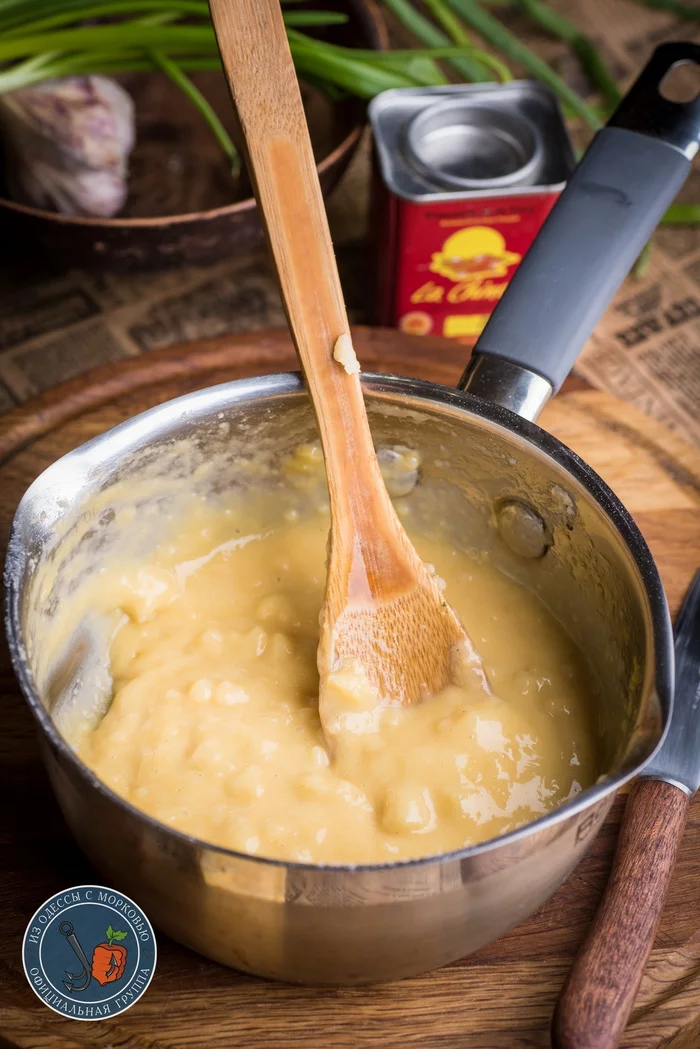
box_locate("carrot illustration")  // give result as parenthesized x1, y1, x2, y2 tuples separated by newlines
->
(91, 925, 128, 985)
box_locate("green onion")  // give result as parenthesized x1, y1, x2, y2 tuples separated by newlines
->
(391, 54, 450, 86)
(150, 49, 239, 174)
(329, 44, 449, 85)
(0, 2, 212, 36)
(442, 0, 603, 129)
(289, 29, 511, 81)
(382, 0, 455, 45)
(0, 51, 59, 92)
(415, 43, 510, 81)
(376, 2, 449, 85)
(0, 2, 209, 38)
(632, 241, 652, 278)
(381, 0, 494, 82)
(661, 203, 700, 225)
(512, 0, 621, 110)
(288, 28, 511, 90)
(425, 0, 513, 80)
(289, 33, 419, 96)
(424, 0, 471, 47)
(281, 11, 350, 25)
(631, 0, 700, 18)
(0, 25, 218, 64)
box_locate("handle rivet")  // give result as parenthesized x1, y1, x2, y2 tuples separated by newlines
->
(496, 499, 551, 559)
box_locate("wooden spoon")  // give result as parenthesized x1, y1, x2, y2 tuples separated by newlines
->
(208, 0, 489, 733)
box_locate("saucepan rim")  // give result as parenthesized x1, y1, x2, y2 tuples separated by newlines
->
(4, 370, 674, 875)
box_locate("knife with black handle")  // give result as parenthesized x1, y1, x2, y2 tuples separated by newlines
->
(552, 571, 700, 1049)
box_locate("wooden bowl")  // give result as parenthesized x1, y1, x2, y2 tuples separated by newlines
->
(0, 0, 386, 272)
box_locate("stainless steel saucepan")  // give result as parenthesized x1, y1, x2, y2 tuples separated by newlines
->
(5, 43, 700, 985)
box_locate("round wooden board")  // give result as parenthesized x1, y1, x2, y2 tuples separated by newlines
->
(1, 327, 699, 1049)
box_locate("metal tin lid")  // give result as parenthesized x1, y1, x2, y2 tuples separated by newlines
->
(405, 97, 544, 190)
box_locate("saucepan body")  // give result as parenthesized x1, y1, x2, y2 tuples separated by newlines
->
(5, 372, 671, 983)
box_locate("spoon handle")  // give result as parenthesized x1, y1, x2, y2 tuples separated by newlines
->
(208, 0, 381, 522)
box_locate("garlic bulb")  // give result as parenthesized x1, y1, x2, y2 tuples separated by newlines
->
(0, 76, 135, 218)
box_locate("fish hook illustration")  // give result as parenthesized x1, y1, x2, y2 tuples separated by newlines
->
(59, 921, 92, 992)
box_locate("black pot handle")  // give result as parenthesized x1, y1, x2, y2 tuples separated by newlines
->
(460, 42, 700, 420)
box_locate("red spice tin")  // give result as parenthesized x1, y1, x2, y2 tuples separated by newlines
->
(370, 83, 576, 346)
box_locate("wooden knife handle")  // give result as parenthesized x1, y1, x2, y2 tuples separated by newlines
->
(552, 778, 690, 1049)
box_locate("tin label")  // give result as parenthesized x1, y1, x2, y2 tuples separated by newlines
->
(389, 193, 560, 346)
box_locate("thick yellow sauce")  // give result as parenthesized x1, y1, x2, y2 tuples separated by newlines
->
(67, 445, 597, 865)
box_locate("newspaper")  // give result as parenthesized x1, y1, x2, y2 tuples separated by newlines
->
(0, 1, 697, 446)
(578, 249, 700, 447)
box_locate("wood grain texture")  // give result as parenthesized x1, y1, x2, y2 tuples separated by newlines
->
(1, 327, 700, 1048)
(208, 0, 479, 712)
(553, 780, 692, 1049)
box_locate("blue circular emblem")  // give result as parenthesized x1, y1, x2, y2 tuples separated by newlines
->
(22, 885, 157, 1021)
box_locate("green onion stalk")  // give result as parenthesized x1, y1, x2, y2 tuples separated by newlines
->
(511, 0, 621, 110)
(441, 0, 603, 128)
(381, 0, 495, 81)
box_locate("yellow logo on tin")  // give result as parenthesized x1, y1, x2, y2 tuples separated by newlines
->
(443, 314, 490, 339)
(430, 226, 521, 283)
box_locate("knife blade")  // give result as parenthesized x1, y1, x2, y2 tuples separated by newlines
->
(643, 569, 700, 794)
(553, 570, 700, 1049)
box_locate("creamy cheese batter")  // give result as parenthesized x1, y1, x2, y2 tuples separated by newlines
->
(66, 444, 597, 865)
